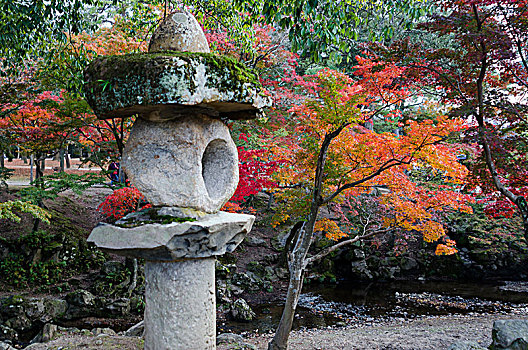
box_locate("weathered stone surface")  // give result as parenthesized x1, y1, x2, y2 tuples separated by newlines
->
(101, 261, 124, 276)
(230, 299, 256, 322)
(88, 211, 254, 261)
(148, 10, 210, 53)
(350, 260, 373, 280)
(124, 321, 144, 337)
(244, 235, 267, 247)
(144, 259, 215, 350)
(84, 52, 271, 121)
(216, 333, 244, 344)
(491, 319, 528, 349)
(123, 116, 238, 212)
(0, 341, 15, 350)
(103, 298, 130, 316)
(216, 332, 257, 349)
(66, 290, 95, 308)
(91, 328, 117, 336)
(30, 323, 58, 344)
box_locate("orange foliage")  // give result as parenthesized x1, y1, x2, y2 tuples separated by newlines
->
(270, 65, 473, 254)
(314, 218, 348, 241)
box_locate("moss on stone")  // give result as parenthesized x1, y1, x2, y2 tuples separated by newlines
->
(115, 208, 197, 228)
(83, 52, 267, 120)
(88, 52, 258, 86)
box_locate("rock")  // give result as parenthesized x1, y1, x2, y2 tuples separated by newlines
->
(0, 296, 25, 318)
(66, 290, 95, 307)
(400, 257, 418, 271)
(129, 295, 145, 314)
(499, 282, 528, 293)
(380, 266, 400, 280)
(0, 342, 15, 350)
(31, 323, 58, 344)
(230, 299, 256, 322)
(125, 321, 144, 337)
(216, 280, 232, 304)
(123, 116, 238, 212)
(274, 267, 289, 280)
(104, 298, 130, 316)
(25, 298, 67, 323)
(216, 333, 256, 349)
(40, 323, 57, 343)
(64, 290, 96, 319)
(246, 261, 267, 278)
(353, 249, 366, 260)
(240, 344, 257, 350)
(89, 210, 254, 261)
(23, 299, 45, 321)
(448, 341, 487, 349)
(244, 236, 267, 247)
(216, 333, 245, 344)
(148, 10, 210, 53)
(263, 254, 279, 265)
(92, 327, 117, 336)
(4, 314, 31, 331)
(232, 272, 261, 292)
(265, 266, 278, 281)
(491, 319, 528, 349)
(0, 325, 17, 342)
(101, 261, 125, 276)
(230, 284, 245, 296)
(350, 260, 373, 280)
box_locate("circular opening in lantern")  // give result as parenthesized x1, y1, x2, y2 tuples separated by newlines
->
(202, 139, 236, 200)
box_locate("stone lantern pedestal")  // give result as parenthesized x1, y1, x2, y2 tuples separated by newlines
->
(88, 209, 253, 349)
(83, 10, 270, 350)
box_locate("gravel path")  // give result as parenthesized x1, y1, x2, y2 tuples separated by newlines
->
(221, 309, 527, 350)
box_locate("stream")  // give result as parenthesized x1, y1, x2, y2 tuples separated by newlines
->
(219, 280, 528, 335)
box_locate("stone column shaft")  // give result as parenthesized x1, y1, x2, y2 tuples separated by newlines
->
(144, 258, 216, 350)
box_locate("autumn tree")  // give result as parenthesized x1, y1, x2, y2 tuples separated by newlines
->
(266, 64, 472, 349)
(383, 0, 528, 239)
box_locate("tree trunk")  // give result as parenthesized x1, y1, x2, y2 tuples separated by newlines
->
(125, 257, 138, 296)
(36, 157, 44, 180)
(30, 154, 34, 183)
(269, 127, 343, 349)
(59, 148, 65, 172)
(478, 124, 528, 241)
(65, 146, 71, 168)
(515, 196, 528, 241)
(268, 264, 304, 350)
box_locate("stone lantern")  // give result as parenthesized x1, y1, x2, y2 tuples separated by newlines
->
(85, 10, 270, 350)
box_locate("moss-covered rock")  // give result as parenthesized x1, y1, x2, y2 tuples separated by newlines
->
(84, 52, 271, 120)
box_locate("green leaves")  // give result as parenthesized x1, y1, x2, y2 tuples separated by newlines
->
(0, 200, 51, 224)
(19, 172, 106, 206)
(239, 0, 430, 63)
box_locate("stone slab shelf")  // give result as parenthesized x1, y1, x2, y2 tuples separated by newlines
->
(87, 209, 254, 261)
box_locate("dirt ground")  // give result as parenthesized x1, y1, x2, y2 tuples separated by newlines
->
(3, 158, 101, 179)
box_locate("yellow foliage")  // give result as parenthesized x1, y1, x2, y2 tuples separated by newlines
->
(435, 239, 458, 255)
(314, 218, 348, 241)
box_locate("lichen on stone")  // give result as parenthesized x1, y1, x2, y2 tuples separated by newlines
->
(83, 52, 270, 121)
